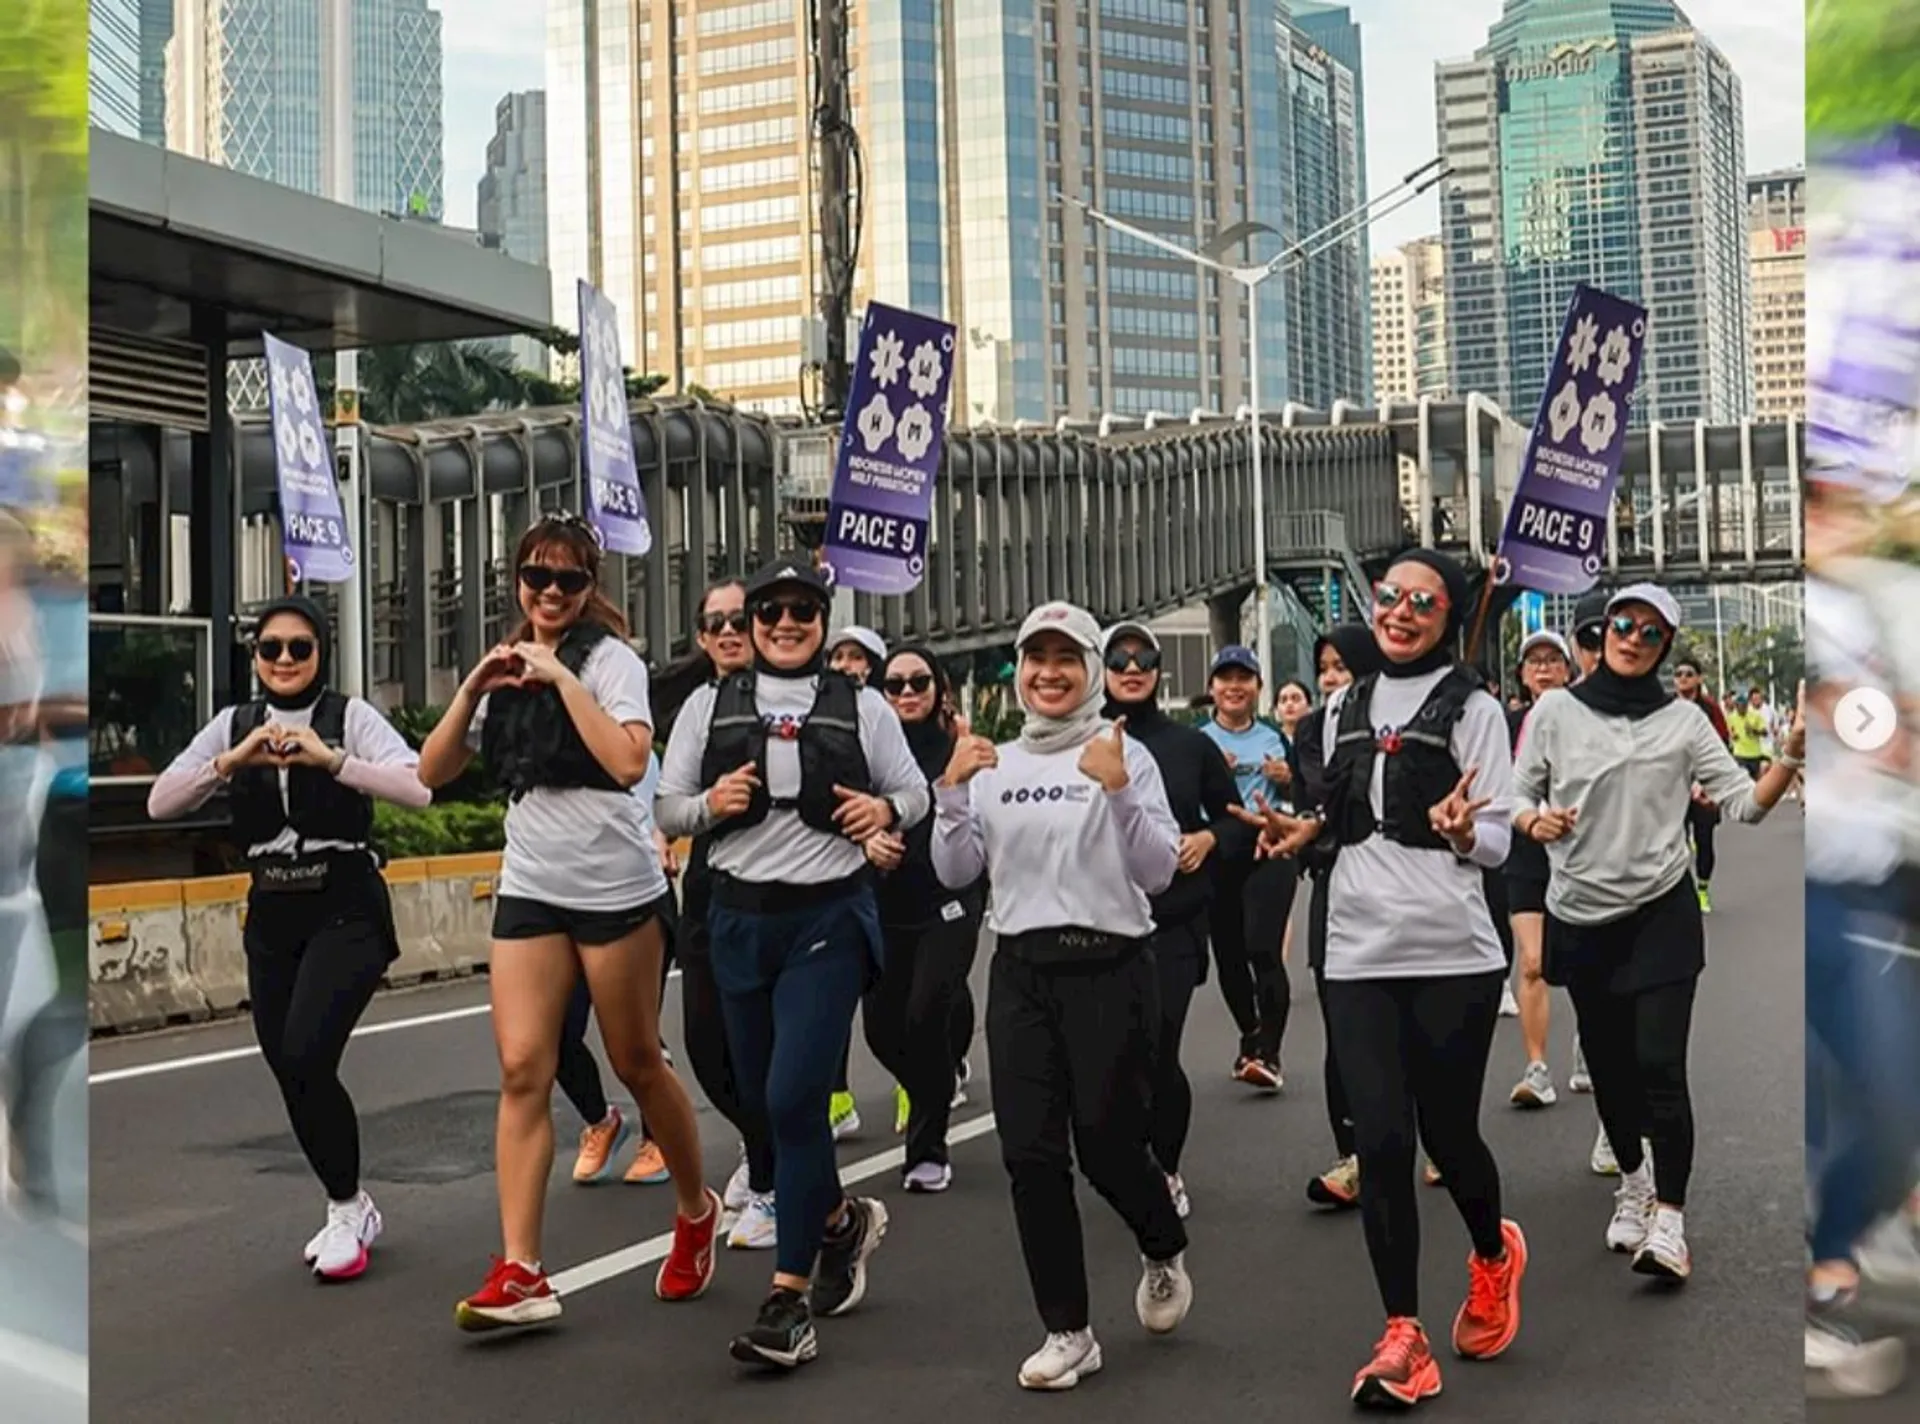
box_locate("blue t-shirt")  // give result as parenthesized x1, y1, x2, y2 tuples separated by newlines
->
(1199, 716, 1291, 810)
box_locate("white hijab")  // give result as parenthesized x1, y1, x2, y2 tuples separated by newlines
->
(1015, 643, 1108, 757)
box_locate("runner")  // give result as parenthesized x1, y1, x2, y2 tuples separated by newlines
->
(824, 624, 887, 1139)
(1671, 657, 1732, 913)
(655, 558, 929, 1370)
(146, 594, 430, 1281)
(1235, 550, 1526, 1410)
(1197, 646, 1293, 1090)
(1272, 677, 1315, 977)
(1512, 583, 1802, 1284)
(859, 642, 985, 1194)
(932, 600, 1191, 1391)
(1728, 687, 1770, 780)
(1102, 619, 1248, 1220)
(1506, 630, 1573, 1110)
(418, 513, 717, 1331)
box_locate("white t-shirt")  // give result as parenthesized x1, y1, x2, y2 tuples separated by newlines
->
(468, 637, 669, 912)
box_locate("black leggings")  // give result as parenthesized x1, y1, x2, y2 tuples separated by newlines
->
(1568, 974, 1698, 1206)
(1322, 970, 1506, 1319)
(1147, 919, 1207, 1175)
(1687, 802, 1718, 884)
(1210, 858, 1296, 1062)
(554, 947, 675, 1132)
(865, 910, 982, 1168)
(679, 921, 775, 1194)
(244, 876, 395, 1201)
(1307, 876, 1354, 1157)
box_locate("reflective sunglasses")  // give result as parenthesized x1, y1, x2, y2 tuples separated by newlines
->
(699, 609, 751, 637)
(1610, 614, 1669, 647)
(1574, 624, 1605, 652)
(519, 564, 592, 596)
(256, 637, 316, 663)
(883, 673, 936, 697)
(752, 597, 823, 627)
(1104, 646, 1163, 674)
(1374, 582, 1446, 617)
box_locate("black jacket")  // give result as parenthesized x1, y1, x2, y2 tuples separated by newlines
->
(1109, 702, 1251, 927)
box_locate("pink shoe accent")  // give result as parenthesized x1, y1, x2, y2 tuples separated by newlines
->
(318, 1246, 370, 1281)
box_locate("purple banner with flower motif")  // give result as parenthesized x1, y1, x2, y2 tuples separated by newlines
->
(820, 302, 957, 596)
(1492, 283, 1647, 596)
(263, 332, 355, 583)
(578, 279, 653, 556)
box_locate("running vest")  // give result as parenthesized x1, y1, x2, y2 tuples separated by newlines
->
(481, 621, 625, 799)
(1326, 666, 1481, 854)
(227, 692, 372, 854)
(699, 669, 871, 839)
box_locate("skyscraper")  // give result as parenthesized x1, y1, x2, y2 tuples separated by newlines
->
(1747, 167, 1804, 419)
(90, 0, 143, 137)
(1436, 1, 1751, 424)
(139, 0, 174, 145)
(478, 92, 550, 375)
(1371, 236, 1448, 403)
(1291, 1, 1372, 398)
(166, 0, 444, 218)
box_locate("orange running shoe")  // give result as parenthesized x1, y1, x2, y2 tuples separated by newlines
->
(1452, 1218, 1528, 1360)
(572, 1107, 631, 1184)
(624, 1138, 670, 1184)
(1351, 1316, 1442, 1407)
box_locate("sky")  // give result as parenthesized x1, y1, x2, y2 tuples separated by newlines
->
(435, 0, 1806, 250)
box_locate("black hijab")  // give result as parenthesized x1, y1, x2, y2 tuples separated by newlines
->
(883, 643, 958, 779)
(1314, 623, 1386, 689)
(251, 594, 332, 712)
(1377, 549, 1469, 680)
(1570, 604, 1676, 721)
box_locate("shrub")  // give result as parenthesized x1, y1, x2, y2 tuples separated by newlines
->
(374, 799, 507, 859)
(384, 704, 498, 806)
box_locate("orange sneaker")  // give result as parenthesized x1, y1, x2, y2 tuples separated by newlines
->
(572, 1107, 631, 1184)
(1351, 1316, 1442, 1407)
(1452, 1218, 1528, 1360)
(624, 1138, 670, 1184)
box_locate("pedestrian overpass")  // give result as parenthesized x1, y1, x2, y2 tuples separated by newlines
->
(226, 394, 1796, 707)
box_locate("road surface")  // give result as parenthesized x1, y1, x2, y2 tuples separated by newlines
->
(91, 817, 1805, 1422)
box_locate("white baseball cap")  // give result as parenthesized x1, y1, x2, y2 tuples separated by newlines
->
(827, 624, 887, 665)
(1102, 620, 1162, 653)
(1605, 583, 1683, 632)
(1519, 629, 1571, 662)
(1017, 601, 1103, 652)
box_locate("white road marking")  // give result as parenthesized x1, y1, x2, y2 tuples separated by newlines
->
(548, 1112, 1001, 1297)
(0, 1327, 87, 1400)
(91, 969, 685, 1085)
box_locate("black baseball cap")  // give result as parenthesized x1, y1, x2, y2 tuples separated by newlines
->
(744, 558, 830, 604)
(1572, 590, 1610, 646)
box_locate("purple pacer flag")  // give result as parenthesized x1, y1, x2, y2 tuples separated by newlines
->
(577, 279, 652, 556)
(1492, 283, 1648, 596)
(821, 302, 957, 595)
(262, 333, 355, 583)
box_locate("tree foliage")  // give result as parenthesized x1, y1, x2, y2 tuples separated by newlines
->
(1809, 0, 1920, 136)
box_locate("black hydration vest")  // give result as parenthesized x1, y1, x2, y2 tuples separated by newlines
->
(698, 669, 872, 839)
(227, 691, 373, 855)
(481, 621, 626, 799)
(1325, 666, 1481, 855)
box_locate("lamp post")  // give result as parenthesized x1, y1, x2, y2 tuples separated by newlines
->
(1059, 159, 1452, 711)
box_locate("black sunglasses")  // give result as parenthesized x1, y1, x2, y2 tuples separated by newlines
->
(519, 564, 593, 596)
(883, 673, 936, 697)
(699, 609, 751, 636)
(1575, 625, 1605, 652)
(752, 597, 823, 627)
(1609, 614, 1668, 647)
(256, 637, 316, 663)
(1105, 646, 1162, 674)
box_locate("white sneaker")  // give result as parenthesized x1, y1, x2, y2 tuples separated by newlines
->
(1136, 1252, 1193, 1334)
(310, 1192, 382, 1280)
(1499, 983, 1520, 1017)
(722, 1149, 753, 1214)
(1019, 1329, 1103, 1390)
(1808, 1316, 1908, 1399)
(1166, 1172, 1191, 1220)
(727, 1192, 777, 1250)
(904, 1161, 953, 1194)
(952, 1057, 971, 1110)
(1590, 1123, 1619, 1176)
(1510, 1060, 1558, 1108)
(1858, 1211, 1920, 1289)
(1606, 1163, 1655, 1253)
(1569, 1041, 1592, 1093)
(1632, 1207, 1691, 1281)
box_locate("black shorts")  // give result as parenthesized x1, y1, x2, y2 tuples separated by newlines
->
(1506, 876, 1548, 915)
(1736, 756, 1766, 781)
(493, 892, 675, 949)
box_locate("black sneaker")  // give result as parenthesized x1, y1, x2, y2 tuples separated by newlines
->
(729, 1287, 817, 1369)
(811, 1196, 889, 1317)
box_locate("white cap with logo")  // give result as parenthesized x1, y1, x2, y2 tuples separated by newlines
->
(1016, 601, 1103, 652)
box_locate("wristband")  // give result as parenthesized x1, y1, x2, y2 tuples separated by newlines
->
(1775, 751, 1804, 771)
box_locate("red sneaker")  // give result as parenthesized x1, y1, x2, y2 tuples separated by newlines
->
(1351, 1316, 1442, 1407)
(1452, 1218, 1528, 1360)
(656, 1186, 723, 1301)
(455, 1257, 562, 1333)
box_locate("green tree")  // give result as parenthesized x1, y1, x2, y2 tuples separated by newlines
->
(1676, 624, 1804, 703)
(317, 341, 541, 423)
(1809, 0, 1920, 137)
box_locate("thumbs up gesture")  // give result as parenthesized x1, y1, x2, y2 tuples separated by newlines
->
(1078, 717, 1132, 793)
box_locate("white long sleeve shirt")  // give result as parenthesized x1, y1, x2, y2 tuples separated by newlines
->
(932, 737, 1179, 940)
(656, 672, 930, 884)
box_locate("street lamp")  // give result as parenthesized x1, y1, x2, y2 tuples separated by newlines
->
(1057, 159, 1452, 711)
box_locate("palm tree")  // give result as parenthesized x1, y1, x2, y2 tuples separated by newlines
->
(317, 342, 544, 423)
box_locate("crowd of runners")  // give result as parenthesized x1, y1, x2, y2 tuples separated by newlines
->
(144, 512, 1810, 1407)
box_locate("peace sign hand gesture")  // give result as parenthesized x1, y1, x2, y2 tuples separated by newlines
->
(1428, 767, 1491, 855)
(1077, 718, 1132, 793)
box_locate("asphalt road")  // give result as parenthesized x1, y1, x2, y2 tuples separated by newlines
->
(91, 816, 1805, 1423)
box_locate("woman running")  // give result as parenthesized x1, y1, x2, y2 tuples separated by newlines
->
(656, 558, 928, 1370)
(933, 601, 1190, 1391)
(1670, 657, 1732, 914)
(1197, 645, 1292, 1089)
(858, 643, 985, 1193)
(1271, 678, 1315, 974)
(1237, 551, 1524, 1410)
(1513, 584, 1801, 1284)
(147, 594, 429, 1280)
(824, 623, 887, 1138)
(1101, 620, 1247, 1220)
(418, 513, 717, 1331)
(1506, 630, 1572, 1109)
(1294, 623, 1383, 1210)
